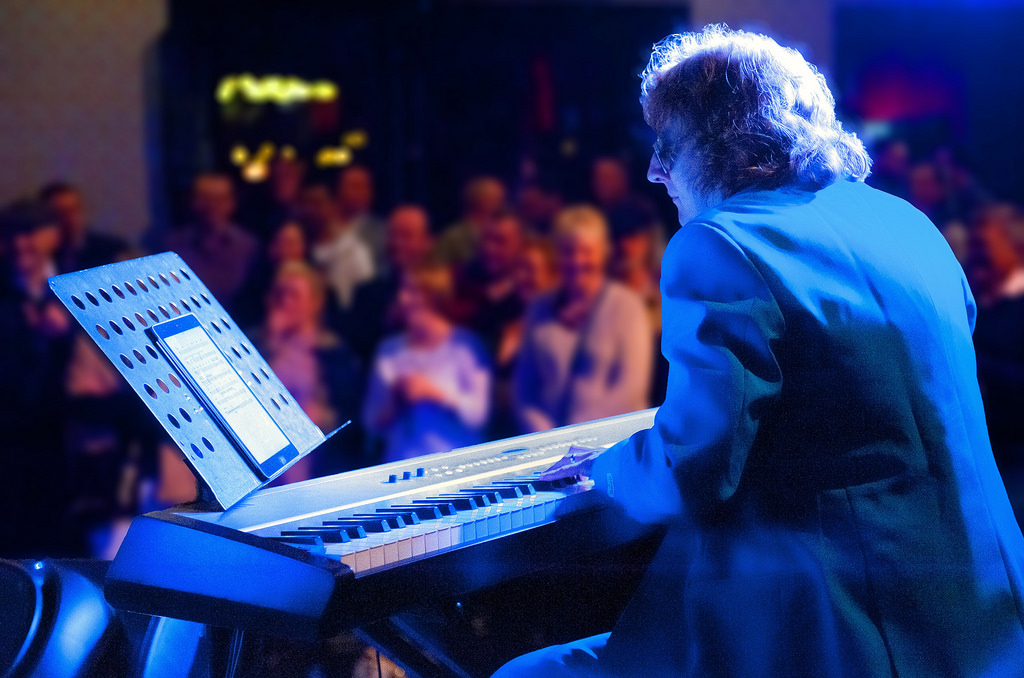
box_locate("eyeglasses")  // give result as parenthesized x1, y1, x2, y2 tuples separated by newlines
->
(653, 138, 672, 174)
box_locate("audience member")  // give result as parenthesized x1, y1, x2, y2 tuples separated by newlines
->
(455, 210, 527, 352)
(590, 157, 665, 267)
(435, 175, 507, 266)
(363, 261, 491, 462)
(346, 204, 434, 364)
(514, 205, 651, 433)
(234, 220, 311, 327)
(259, 262, 364, 479)
(166, 173, 260, 313)
(489, 236, 559, 438)
(609, 219, 667, 404)
(40, 181, 128, 271)
(337, 165, 387, 270)
(515, 177, 563, 236)
(300, 182, 374, 310)
(240, 156, 307, 241)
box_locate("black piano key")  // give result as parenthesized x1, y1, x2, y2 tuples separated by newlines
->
(429, 495, 482, 510)
(491, 480, 537, 496)
(323, 518, 392, 533)
(319, 522, 372, 540)
(462, 489, 503, 504)
(282, 528, 351, 544)
(410, 500, 459, 516)
(489, 484, 524, 499)
(268, 535, 324, 547)
(372, 509, 423, 525)
(390, 504, 445, 520)
(353, 513, 408, 529)
(444, 492, 492, 507)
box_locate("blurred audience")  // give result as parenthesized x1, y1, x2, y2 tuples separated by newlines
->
(346, 204, 433, 364)
(515, 177, 564, 236)
(40, 181, 129, 271)
(363, 261, 491, 462)
(435, 175, 507, 265)
(590, 157, 665, 270)
(166, 172, 260, 314)
(240, 156, 307, 241)
(337, 165, 387, 270)
(300, 182, 375, 310)
(514, 205, 651, 433)
(259, 262, 364, 480)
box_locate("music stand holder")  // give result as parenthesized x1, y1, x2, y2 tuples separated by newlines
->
(50, 252, 332, 510)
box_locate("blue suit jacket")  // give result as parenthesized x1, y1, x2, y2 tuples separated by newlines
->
(591, 180, 1024, 677)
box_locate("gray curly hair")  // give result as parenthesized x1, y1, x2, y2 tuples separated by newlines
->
(641, 24, 871, 201)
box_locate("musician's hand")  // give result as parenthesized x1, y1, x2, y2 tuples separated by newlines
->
(539, 445, 604, 482)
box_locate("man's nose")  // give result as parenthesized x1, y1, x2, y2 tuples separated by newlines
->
(647, 153, 668, 184)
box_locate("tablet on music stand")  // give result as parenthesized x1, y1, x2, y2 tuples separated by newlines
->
(49, 252, 343, 510)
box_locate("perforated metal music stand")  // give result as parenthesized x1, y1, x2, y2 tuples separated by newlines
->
(49, 252, 329, 510)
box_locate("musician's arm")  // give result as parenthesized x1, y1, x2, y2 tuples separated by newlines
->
(589, 223, 784, 524)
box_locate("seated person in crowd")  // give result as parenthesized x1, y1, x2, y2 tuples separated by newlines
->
(337, 164, 387, 271)
(609, 218, 666, 404)
(513, 205, 651, 433)
(591, 156, 665, 270)
(346, 204, 434, 364)
(489, 236, 559, 438)
(39, 181, 128, 272)
(435, 175, 507, 266)
(299, 182, 374, 310)
(454, 209, 527, 355)
(166, 172, 259, 314)
(239, 156, 307, 241)
(257, 261, 364, 480)
(234, 219, 311, 327)
(363, 261, 490, 463)
(515, 176, 564, 236)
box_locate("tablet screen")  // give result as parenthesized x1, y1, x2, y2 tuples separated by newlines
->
(162, 324, 289, 465)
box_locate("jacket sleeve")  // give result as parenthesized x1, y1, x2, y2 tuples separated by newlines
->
(590, 223, 784, 524)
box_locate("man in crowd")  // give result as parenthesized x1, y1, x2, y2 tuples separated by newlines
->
(39, 182, 128, 272)
(435, 175, 507, 266)
(346, 204, 434, 364)
(337, 164, 387, 270)
(299, 182, 374, 311)
(166, 173, 259, 314)
(496, 24, 1024, 677)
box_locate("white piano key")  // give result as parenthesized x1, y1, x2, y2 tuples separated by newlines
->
(510, 507, 523, 529)
(383, 540, 400, 565)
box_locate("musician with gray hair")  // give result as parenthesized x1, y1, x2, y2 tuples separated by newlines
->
(494, 24, 1024, 677)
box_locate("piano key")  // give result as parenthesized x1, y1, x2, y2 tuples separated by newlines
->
(353, 514, 408, 529)
(266, 535, 327, 555)
(388, 504, 444, 520)
(410, 500, 459, 516)
(369, 509, 422, 525)
(488, 484, 524, 499)
(282, 528, 351, 543)
(323, 518, 392, 533)
(490, 480, 537, 496)
(460, 489, 503, 504)
(430, 495, 484, 510)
